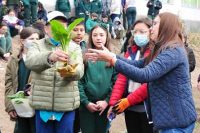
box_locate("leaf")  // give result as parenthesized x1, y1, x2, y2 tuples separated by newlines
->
(66, 18, 84, 35)
(50, 18, 84, 59)
(50, 20, 68, 43)
(7, 91, 25, 99)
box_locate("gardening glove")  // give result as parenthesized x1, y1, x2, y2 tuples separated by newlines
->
(57, 64, 78, 77)
(112, 98, 130, 114)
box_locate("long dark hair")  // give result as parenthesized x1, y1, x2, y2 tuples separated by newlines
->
(18, 27, 40, 58)
(145, 12, 183, 64)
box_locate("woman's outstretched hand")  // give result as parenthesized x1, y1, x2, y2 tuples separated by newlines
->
(85, 44, 116, 64)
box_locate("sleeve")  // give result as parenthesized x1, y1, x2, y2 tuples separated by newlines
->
(187, 47, 196, 72)
(4, 59, 15, 112)
(127, 83, 148, 105)
(25, 42, 52, 72)
(78, 76, 90, 106)
(115, 48, 184, 83)
(17, 19, 25, 26)
(116, 55, 146, 68)
(109, 73, 127, 106)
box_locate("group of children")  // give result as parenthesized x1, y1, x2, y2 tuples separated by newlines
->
(1, 1, 198, 133)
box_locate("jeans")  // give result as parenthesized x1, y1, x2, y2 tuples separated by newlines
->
(159, 122, 195, 133)
(126, 7, 137, 30)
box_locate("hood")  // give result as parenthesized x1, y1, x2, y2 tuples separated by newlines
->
(113, 17, 121, 24)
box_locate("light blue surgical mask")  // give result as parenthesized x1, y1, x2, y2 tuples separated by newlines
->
(134, 34, 149, 47)
(24, 40, 33, 49)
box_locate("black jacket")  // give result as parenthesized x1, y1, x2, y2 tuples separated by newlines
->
(147, 0, 162, 18)
(185, 45, 196, 72)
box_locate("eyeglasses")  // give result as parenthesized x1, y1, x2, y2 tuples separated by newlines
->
(131, 30, 149, 35)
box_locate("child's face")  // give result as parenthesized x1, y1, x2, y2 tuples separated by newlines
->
(92, 16, 97, 20)
(72, 24, 85, 44)
(0, 26, 8, 34)
(92, 27, 107, 49)
(102, 17, 108, 23)
(8, 11, 16, 17)
(115, 21, 120, 25)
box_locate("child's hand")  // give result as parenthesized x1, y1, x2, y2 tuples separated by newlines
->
(96, 100, 108, 115)
(86, 102, 99, 113)
(8, 110, 18, 120)
(48, 49, 69, 63)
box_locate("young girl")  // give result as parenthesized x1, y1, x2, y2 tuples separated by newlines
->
(108, 17, 154, 133)
(5, 27, 40, 133)
(3, 9, 24, 37)
(0, 22, 12, 61)
(78, 25, 116, 133)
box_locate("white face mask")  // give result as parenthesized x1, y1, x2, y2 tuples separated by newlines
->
(24, 40, 33, 49)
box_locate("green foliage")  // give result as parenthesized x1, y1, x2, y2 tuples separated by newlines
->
(7, 91, 26, 104)
(50, 18, 84, 52)
(7, 91, 25, 99)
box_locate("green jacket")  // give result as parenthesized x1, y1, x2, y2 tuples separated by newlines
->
(55, 0, 71, 12)
(25, 38, 84, 112)
(83, 0, 91, 14)
(90, 0, 102, 15)
(22, 0, 38, 6)
(86, 18, 98, 33)
(5, 52, 20, 113)
(6, 0, 20, 5)
(78, 61, 116, 107)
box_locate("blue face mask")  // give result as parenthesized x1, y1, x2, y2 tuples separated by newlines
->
(49, 38, 60, 46)
(134, 34, 149, 47)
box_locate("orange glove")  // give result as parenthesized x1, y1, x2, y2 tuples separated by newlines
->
(112, 98, 130, 114)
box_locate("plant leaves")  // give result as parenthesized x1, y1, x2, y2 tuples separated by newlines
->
(50, 18, 84, 52)
(66, 18, 84, 35)
(7, 91, 25, 99)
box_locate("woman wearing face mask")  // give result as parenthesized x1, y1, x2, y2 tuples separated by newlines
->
(108, 17, 154, 133)
(5, 27, 39, 133)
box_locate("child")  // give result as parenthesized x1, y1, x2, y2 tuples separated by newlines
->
(68, 17, 86, 50)
(25, 11, 84, 133)
(108, 17, 154, 133)
(37, 2, 47, 23)
(67, 16, 86, 133)
(86, 13, 99, 33)
(3, 9, 24, 37)
(113, 17, 124, 39)
(5, 27, 40, 133)
(101, 14, 115, 39)
(78, 25, 116, 133)
(0, 22, 12, 61)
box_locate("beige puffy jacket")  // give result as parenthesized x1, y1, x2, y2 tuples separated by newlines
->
(25, 38, 84, 112)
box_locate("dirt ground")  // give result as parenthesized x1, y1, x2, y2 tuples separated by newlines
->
(0, 35, 200, 133)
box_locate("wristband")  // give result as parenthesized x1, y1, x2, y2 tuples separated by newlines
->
(109, 54, 116, 66)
